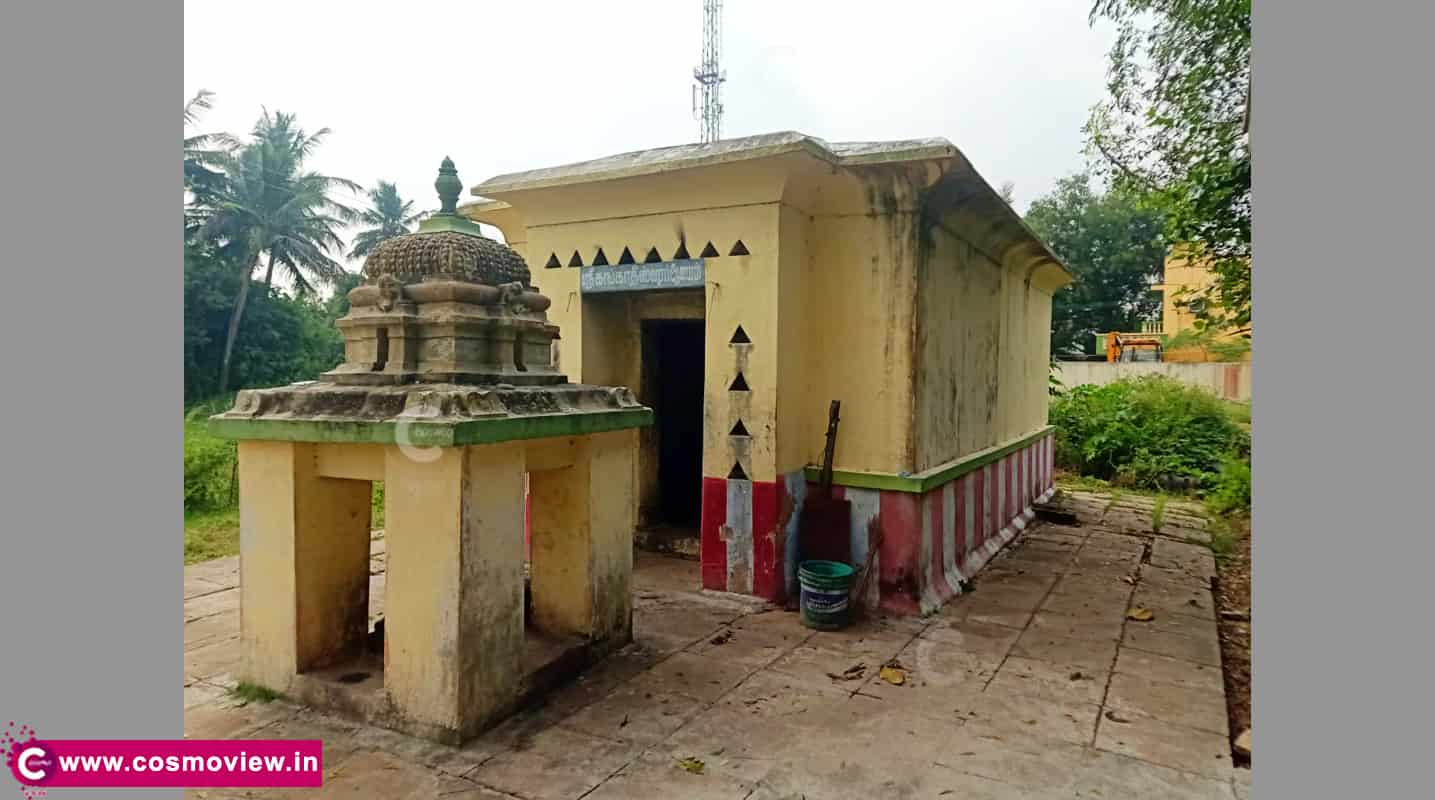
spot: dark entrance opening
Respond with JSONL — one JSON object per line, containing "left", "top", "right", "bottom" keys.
{"left": 643, "top": 320, "right": 705, "bottom": 528}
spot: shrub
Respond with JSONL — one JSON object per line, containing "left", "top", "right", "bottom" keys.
{"left": 184, "top": 414, "right": 236, "bottom": 513}
{"left": 1050, "top": 376, "right": 1247, "bottom": 489}
{"left": 1205, "top": 455, "right": 1252, "bottom": 515}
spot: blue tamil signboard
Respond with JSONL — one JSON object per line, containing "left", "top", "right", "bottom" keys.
{"left": 579, "top": 259, "right": 705, "bottom": 294}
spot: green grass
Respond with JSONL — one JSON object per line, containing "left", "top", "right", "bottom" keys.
{"left": 229, "top": 682, "right": 283, "bottom": 704}
{"left": 1221, "top": 400, "right": 1252, "bottom": 425}
{"left": 185, "top": 507, "right": 240, "bottom": 564}
{"left": 182, "top": 403, "right": 386, "bottom": 565}
{"left": 1204, "top": 515, "right": 1241, "bottom": 559}
{"left": 1151, "top": 494, "right": 1168, "bottom": 531}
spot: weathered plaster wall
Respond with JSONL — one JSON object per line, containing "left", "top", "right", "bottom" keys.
{"left": 912, "top": 222, "right": 1055, "bottom": 472}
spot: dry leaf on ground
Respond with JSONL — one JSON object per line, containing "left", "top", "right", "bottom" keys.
{"left": 1126, "top": 607, "right": 1155, "bottom": 621}
{"left": 676, "top": 757, "right": 706, "bottom": 775}
{"left": 879, "top": 663, "right": 907, "bottom": 686}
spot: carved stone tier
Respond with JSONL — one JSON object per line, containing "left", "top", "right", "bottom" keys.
{"left": 211, "top": 381, "right": 651, "bottom": 446}
{"left": 322, "top": 278, "right": 564, "bottom": 387}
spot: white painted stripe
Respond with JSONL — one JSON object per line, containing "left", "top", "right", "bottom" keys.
{"left": 941, "top": 480, "right": 959, "bottom": 597}
{"left": 997, "top": 455, "right": 1007, "bottom": 531}
{"left": 847, "top": 488, "right": 882, "bottom": 613}
{"left": 918, "top": 492, "right": 941, "bottom": 614}
{"left": 782, "top": 470, "right": 807, "bottom": 600}
{"left": 725, "top": 479, "right": 753, "bottom": 595}
{"left": 984, "top": 463, "right": 995, "bottom": 546}
{"left": 961, "top": 474, "right": 976, "bottom": 577}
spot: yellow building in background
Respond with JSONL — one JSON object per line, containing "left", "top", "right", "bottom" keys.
{"left": 1155, "top": 248, "right": 1251, "bottom": 363}
{"left": 462, "top": 131, "right": 1070, "bottom": 615}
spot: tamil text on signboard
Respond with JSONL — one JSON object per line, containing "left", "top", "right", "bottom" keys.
{"left": 579, "top": 259, "right": 705, "bottom": 294}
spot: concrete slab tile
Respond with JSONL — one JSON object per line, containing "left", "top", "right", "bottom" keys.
{"left": 1124, "top": 625, "right": 1223, "bottom": 666}
{"left": 727, "top": 607, "right": 812, "bottom": 640}
{"left": 633, "top": 551, "right": 701, "bottom": 593}
{"left": 1114, "top": 648, "right": 1225, "bottom": 693}
{"left": 561, "top": 683, "right": 705, "bottom": 746}
{"left": 987, "top": 655, "right": 1107, "bottom": 705}
{"left": 183, "top": 681, "right": 229, "bottom": 711}
{"left": 1133, "top": 580, "right": 1217, "bottom": 621}
{"left": 184, "top": 608, "right": 239, "bottom": 651}
{"left": 983, "top": 555, "right": 1067, "bottom": 577}
{"left": 761, "top": 644, "right": 882, "bottom": 698}
{"left": 921, "top": 724, "right": 1091, "bottom": 792}
{"left": 1028, "top": 611, "right": 1125, "bottom": 642}
{"left": 467, "top": 726, "right": 642, "bottom": 800}
{"left": 586, "top": 751, "right": 756, "bottom": 800}
{"left": 184, "top": 588, "right": 240, "bottom": 622}
{"left": 643, "top": 650, "right": 753, "bottom": 703}
{"left": 1150, "top": 538, "right": 1217, "bottom": 580}
{"left": 184, "top": 635, "right": 240, "bottom": 681}
{"left": 1106, "top": 671, "right": 1229, "bottom": 735}
{"left": 634, "top": 597, "right": 733, "bottom": 655}
{"left": 953, "top": 603, "right": 1037, "bottom": 630}
{"left": 533, "top": 643, "right": 663, "bottom": 719}
{"left": 1096, "top": 710, "right": 1234, "bottom": 779}
{"left": 1140, "top": 563, "right": 1211, "bottom": 590}
{"left": 185, "top": 556, "right": 239, "bottom": 587}
{"left": 184, "top": 697, "right": 296, "bottom": 739}
{"left": 953, "top": 587, "right": 1049, "bottom": 622}
{"left": 184, "top": 574, "right": 229, "bottom": 600}
{"left": 306, "top": 748, "right": 486, "bottom": 799}
{"left": 802, "top": 619, "right": 917, "bottom": 662}
{"left": 919, "top": 617, "right": 1022, "bottom": 665}
{"left": 1039, "top": 588, "right": 1130, "bottom": 621}
{"left": 1023, "top": 529, "right": 1087, "bottom": 547}
{"left": 686, "top": 623, "right": 805, "bottom": 670}
{"left": 961, "top": 687, "right": 1101, "bottom": 747}
{"left": 1010, "top": 631, "right": 1119, "bottom": 673}
{"left": 856, "top": 641, "right": 991, "bottom": 717}
{"left": 1049, "top": 573, "right": 1135, "bottom": 602}
{"left": 1068, "top": 747, "right": 1237, "bottom": 800}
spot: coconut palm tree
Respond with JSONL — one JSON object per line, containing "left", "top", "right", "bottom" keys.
{"left": 348, "top": 181, "right": 425, "bottom": 260}
{"left": 183, "top": 90, "right": 237, "bottom": 232}
{"left": 194, "top": 109, "right": 359, "bottom": 392}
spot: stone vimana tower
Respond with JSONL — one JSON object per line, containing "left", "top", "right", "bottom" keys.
{"left": 212, "top": 159, "right": 651, "bottom": 745}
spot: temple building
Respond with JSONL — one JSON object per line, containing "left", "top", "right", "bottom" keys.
{"left": 462, "top": 132, "right": 1072, "bottom": 615}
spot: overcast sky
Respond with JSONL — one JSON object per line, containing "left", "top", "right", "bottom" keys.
{"left": 185, "top": 0, "right": 1115, "bottom": 259}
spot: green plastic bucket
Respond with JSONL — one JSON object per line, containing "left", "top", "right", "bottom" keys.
{"left": 798, "top": 560, "right": 856, "bottom": 631}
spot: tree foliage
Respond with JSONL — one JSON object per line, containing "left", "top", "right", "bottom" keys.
{"left": 189, "top": 108, "right": 359, "bottom": 391}
{"left": 1025, "top": 173, "right": 1165, "bottom": 355}
{"left": 349, "top": 181, "right": 425, "bottom": 260}
{"left": 184, "top": 239, "right": 345, "bottom": 403}
{"left": 1085, "top": 0, "right": 1251, "bottom": 335}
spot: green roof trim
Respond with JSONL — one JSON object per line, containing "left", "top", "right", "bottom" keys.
{"left": 209, "top": 408, "right": 654, "bottom": 447}
{"left": 804, "top": 426, "right": 1055, "bottom": 494}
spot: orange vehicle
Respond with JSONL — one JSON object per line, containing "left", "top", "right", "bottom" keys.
{"left": 1105, "top": 331, "right": 1164, "bottom": 362}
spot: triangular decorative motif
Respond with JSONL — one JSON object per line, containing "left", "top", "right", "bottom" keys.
{"left": 643, "top": 247, "right": 663, "bottom": 263}
{"left": 544, "top": 253, "right": 562, "bottom": 269}
{"left": 700, "top": 241, "right": 720, "bottom": 258}
{"left": 672, "top": 241, "right": 691, "bottom": 260}
{"left": 729, "top": 240, "right": 750, "bottom": 256}
{"left": 592, "top": 248, "right": 609, "bottom": 266}
{"left": 568, "top": 251, "right": 584, "bottom": 267}
{"left": 728, "top": 372, "right": 749, "bottom": 391}
{"left": 727, "top": 462, "right": 749, "bottom": 481}
{"left": 730, "top": 420, "right": 750, "bottom": 436}
{"left": 729, "top": 325, "right": 751, "bottom": 344}
{"left": 617, "top": 246, "right": 636, "bottom": 265}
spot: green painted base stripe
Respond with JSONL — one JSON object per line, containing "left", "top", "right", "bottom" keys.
{"left": 804, "top": 426, "right": 1054, "bottom": 494}
{"left": 209, "top": 408, "right": 653, "bottom": 446}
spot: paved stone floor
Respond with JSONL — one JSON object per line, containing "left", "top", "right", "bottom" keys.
{"left": 184, "top": 492, "right": 1250, "bottom": 799}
